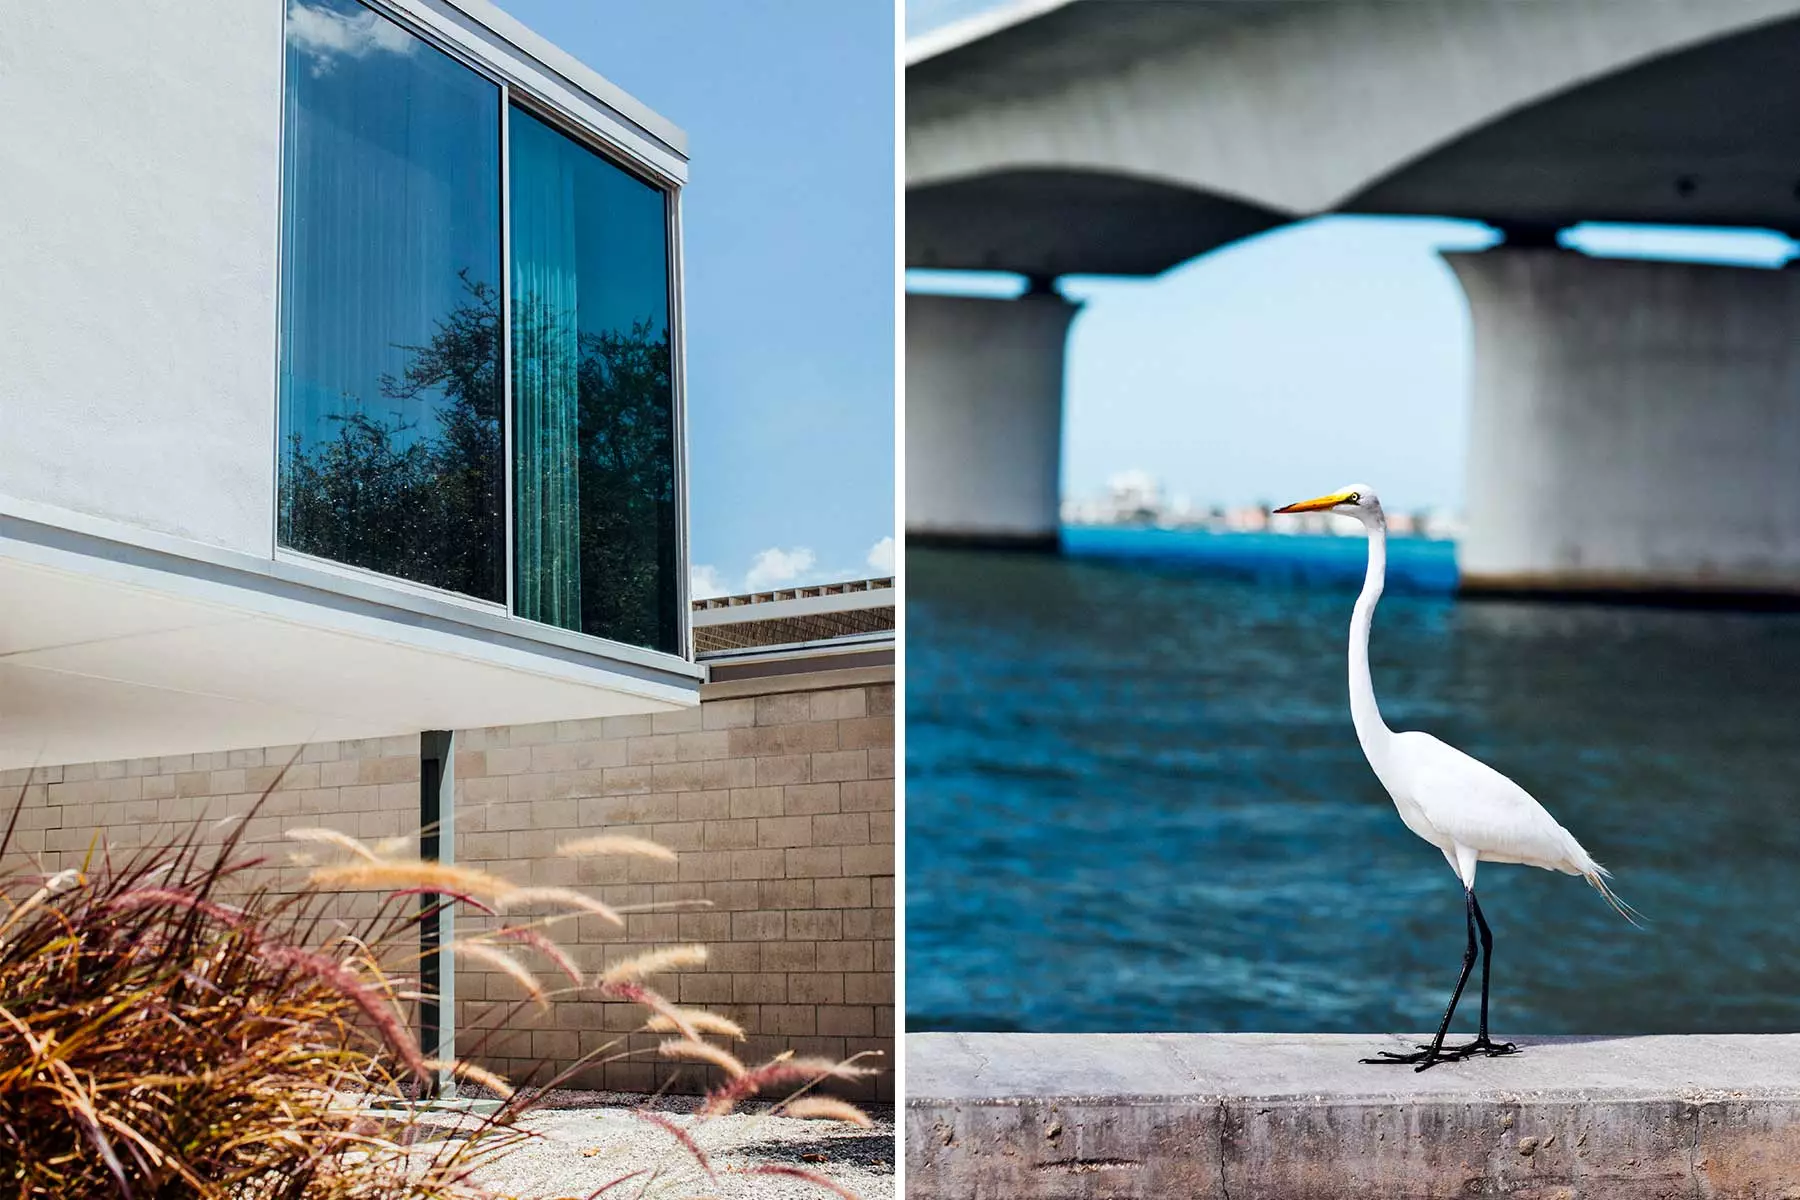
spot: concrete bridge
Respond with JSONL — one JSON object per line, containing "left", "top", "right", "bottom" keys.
{"left": 907, "top": 0, "right": 1800, "bottom": 598}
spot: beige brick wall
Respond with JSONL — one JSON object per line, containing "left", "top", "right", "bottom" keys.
{"left": 452, "top": 666, "right": 894, "bottom": 1097}
{"left": 1, "top": 739, "right": 429, "bottom": 936}
{"left": 0, "top": 665, "right": 895, "bottom": 1100}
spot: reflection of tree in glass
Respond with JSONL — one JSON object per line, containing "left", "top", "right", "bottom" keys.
{"left": 284, "top": 271, "right": 678, "bottom": 652}
{"left": 574, "top": 317, "right": 677, "bottom": 654}
{"left": 279, "top": 271, "right": 504, "bottom": 602}
{"left": 512, "top": 281, "right": 678, "bottom": 653}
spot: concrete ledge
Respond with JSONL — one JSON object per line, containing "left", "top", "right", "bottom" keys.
{"left": 906, "top": 1033, "right": 1800, "bottom": 1199}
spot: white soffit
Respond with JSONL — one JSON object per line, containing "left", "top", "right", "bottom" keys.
{"left": 0, "top": 511, "right": 698, "bottom": 770}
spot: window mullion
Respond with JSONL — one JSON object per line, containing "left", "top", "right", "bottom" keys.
{"left": 500, "top": 81, "right": 516, "bottom": 618}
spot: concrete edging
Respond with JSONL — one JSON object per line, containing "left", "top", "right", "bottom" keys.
{"left": 905, "top": 1032, "right": 1800, "bottom": 1199}
{"left": 699, "top": 662, "right": 894, "bottom": 699}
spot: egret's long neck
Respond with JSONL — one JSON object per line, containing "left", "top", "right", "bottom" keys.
{"left": 1349, "top": 514, "right": 1395, "bottom": 768}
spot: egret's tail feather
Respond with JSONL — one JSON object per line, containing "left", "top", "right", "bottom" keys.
{"left": 1585, "top": 867, "right": 1643, "bottom": 928}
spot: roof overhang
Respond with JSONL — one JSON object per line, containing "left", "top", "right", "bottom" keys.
{"left": 692, "top": 581, "right": 896, "bottom": 623}
{"left": 693, "top": 580, "right": 896, "bottom": 682}
{"left": 0, "top": 500, "right": 701, "bottom": 770}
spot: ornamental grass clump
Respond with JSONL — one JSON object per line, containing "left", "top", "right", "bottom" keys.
{"left": 0, "top": 779, "right": 876, "bottom": 1198}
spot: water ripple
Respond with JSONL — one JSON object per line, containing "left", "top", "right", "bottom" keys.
{"left": 907, "top": 536, "right": 1800, "bottom": 1036}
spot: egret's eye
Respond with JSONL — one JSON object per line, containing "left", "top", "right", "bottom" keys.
{"left": 1345, "top": 492, "right": 1360, "bottom": 504}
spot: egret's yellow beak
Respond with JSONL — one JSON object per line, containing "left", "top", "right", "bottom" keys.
{"left": 1273, "top": 489, "right": 1356, "bottom": 514}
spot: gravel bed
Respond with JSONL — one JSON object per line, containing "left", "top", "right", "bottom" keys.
{"left": 462, "top": 1090, "right": 895, "bottom": 1200}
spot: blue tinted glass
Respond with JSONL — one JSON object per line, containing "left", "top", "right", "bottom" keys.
{"left": 278, "top": 0, "right": 503, "bottom": 601}
{"left": 510, "top": 107, "right": 678, "bottom": 653}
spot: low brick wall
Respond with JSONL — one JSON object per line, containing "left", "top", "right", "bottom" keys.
{"left": 0, "top": 665, "right": 893, "bottom": 1100}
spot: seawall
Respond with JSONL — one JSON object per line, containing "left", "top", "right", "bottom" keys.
{"left": 907, "top": 1032, "right": 1800, "bottom": 1198}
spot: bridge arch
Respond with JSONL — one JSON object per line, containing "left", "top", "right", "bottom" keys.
{"left": 907, "top": 0, "right": 1800, "bottom": 598}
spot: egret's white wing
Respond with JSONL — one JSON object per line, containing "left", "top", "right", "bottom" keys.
{"left": 1394, "top": 731, "right": 1598, "bottom": 876}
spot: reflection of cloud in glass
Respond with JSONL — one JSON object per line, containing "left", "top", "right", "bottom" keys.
{"left": 288, "top": 0, "right": 417, "bottom": 75}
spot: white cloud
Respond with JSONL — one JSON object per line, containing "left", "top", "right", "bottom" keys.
{"left": 288, "top": 1, "right": 417, "bottom": 75}
{"left": 743, "top": 547, "right": 817, "bottom": 591}
{"left": 690, "top": 564, "right": 726, "bottom": 600}
{"left": 866, "top": 536, "right": 895, "bottom": 575}
{"left": 695, "top": 538, "right": 891, "bottom": 599}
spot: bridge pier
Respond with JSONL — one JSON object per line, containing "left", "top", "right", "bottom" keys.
{"left": 1448, "top": 248, "right": 1800, "bottom": 604}
{"left": 905, "top": 290, "right": 1077, "bottom": 550}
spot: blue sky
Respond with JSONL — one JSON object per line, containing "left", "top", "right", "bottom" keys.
{"left": 906, "top": 3, "right": 1798, "bottom": 517}
{"left": 501, "top": 0, "right": 895, "bottom": 595}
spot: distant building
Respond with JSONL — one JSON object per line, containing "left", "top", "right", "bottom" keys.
{"left": 1066, "top": 473, "right": 1464, "bottom": 540}
{"left": 1105, "top": 469, "right": 1164, "bottom": 524}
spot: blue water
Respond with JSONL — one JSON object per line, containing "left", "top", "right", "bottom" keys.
{"left": 1064, "top": 525, "right": 1460, "bottom": 592}
{"left": 907, "top": 530, "right": 1800, "bottom": 1036}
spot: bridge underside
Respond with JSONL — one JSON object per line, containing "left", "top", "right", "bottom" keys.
{"left": 908, "top": 170, "right": 1280, "bottom": 279}
{"left": 909, "top": 6, "right": 1800, "bottom": 277}
{"left": 1346, "top": 15, "right": 1800, "bottom": 235}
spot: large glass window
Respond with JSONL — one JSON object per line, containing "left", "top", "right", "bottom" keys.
{"left": 510, "top": 107, "right": 680, "bottom": 654}
{"left": 278, "top": 0, "right": 505, "bottom": 601}
{"left": 275, "top": 2, "right": 683, "bottom": 652}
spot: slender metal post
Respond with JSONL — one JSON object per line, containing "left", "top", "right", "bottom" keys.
{"left": 419, "top": 730, "right": 456, "bottom": 1099}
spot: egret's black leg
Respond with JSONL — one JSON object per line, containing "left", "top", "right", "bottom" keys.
{"left": 1473, "top": 894, "right": 1495, "bottom": 1038}
{"left": 1438, "top": 894, "right": 1517, "bottom": 1059}
{"left": 1362, "top": 887, "right": 1479, "bottom": 1071}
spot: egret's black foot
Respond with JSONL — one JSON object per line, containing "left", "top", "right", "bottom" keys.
{"left": 1361, "top": 1037, "right": 1517, "bottom": 1070}
{"left": 1439, "top": 1036, "right": 1517, "bottom": 1059}
{"left": 1359, "top": 1047, "right": 1453, "bottom": 1072}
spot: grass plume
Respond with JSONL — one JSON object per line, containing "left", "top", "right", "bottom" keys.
{"left": 780, "top": 1096, "right": 875, "bottom": 1128}
{"left": 730, "top": 1164, "right": 865, "bottom": 1200}
{"left": 307, "top": 858, "right": 518, "bottom": 903}
{"left": 454, "top": 940, "right": 548, "bottom": 1009}
{"left": 657, "top": 1037, "right": 747, "bottom": 1078}
{"left": 644, "top": 1008, "right": 746, "bottom": 1040}
{"left": 556, "top": 834, "right": 678, "bottom": 862}
{"left": 597, "top": 944, "right": 707, "bottom": 988}
{"left": 285, "top": 826, "right": 382, "bottom": 862}
{"left": 701, "top": 1053, "right": 883, "bottom": 1117}
{"left": 496, "top": 885, "right": 624, "bottom": 926}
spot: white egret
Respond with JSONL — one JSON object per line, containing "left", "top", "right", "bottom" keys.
{"left": 1273, "top": 484, "right": 1632, "bottom": 1071}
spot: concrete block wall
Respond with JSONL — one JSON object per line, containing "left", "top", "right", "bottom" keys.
{"left": 452, "top": 667, "right": 895, "bottom": 1098}
{"left": 0, "top": 739, "right": 428, "bottom": 943}
{"left": 0, "top": 737, "right": 421, "bottom": 878}
{"left": 0, "top": 665, "right": 895, "bottom": 1100}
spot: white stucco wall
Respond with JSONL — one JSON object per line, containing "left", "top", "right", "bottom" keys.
{"left": 906, "top": 292, "right": 1075, "bottom": 544}
{"left": 0, "top": 0, "right": 284, "bottom": 554}
{"left": 1452, "top": 249, "right": 1800, "bottom": 593}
